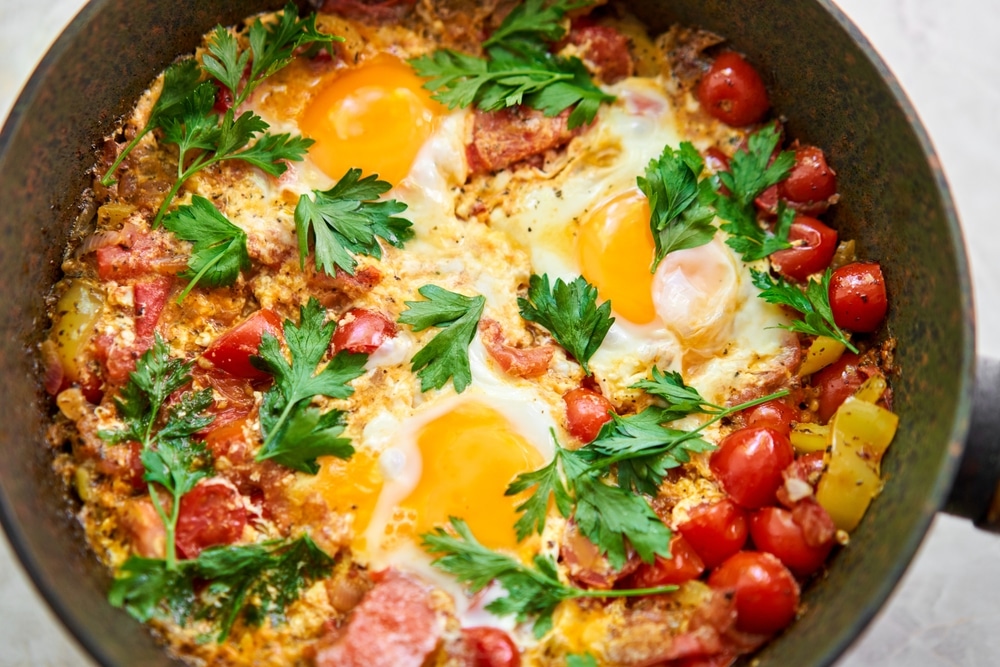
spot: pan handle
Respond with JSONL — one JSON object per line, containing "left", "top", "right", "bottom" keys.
{"left": 943, "top": 356, "right": 1000, "bottom": 532}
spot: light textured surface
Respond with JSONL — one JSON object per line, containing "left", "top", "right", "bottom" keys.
{"left": 1, "top": 0, "right": 999, "bottom": 665}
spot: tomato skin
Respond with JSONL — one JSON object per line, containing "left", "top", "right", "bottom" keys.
{"left": 743, "top": 399, "right": 797, "bottom": 437}
{"left": 829, "top": 262, "right": 888, "bottom": 333}
{"left": 750, "top": 506, "right": 833, "bottom": 576}
{"left": 708, "top": 551, "right": 800, "bottom": 634}
{"left": 175, "top": 481, "right": 248, "bottom": 559}
{"left": 710, "top": 427, "right": 795, "bottom": 509}
{"left": 811, "top": 352, "right": 864, "bottom": 423}
{"left": 769, "top": 216, "right": 838, "bottom": 282}
{"left": 332, "top": 308, "right": 397, "bottom": 354}
{"left": 677, "top": 499, "right": 749, "bottom": 570}
{"left": 779, "top": 146, "right": 838, "bottom": 205}
{"left": 462, "top": 627, "right": 521, "bottom": 667}
{"left": 133, "top": 277, "right": 174, "bottom": 338}
{"left": 202, "top": 310, "right": 283, "bottom": 380}
{"left": 696, "top": 52, "right": 770, "bottom": 127}
{"left": 630, "top": 534, "right": 705, "bottom": 587}
{"left": 563, "top": 387, "right": 615, "bottom": 443}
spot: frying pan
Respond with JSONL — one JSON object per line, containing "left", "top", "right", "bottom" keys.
{"left": 0, "top": 0, "right": 993, "bottom": 665}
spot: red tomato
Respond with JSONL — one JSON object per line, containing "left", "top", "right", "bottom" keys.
{"left": 743, "top": 399, "right": 797, "bottom": 437}
{"left": 709, "top": 427, "right": 794, "bottom": 509}
{"left": 779, "top": 146, "right": 838, "bottom": 204}
{"left": 769, "top": 216, "right": 838, "bottom": 282}
{"left": 708, "top": 551, "right": 800, "bottom": 634}
{"left": 677, "top": 499, "right": 749, "bottom": 570}
{"left": 563, "top": 387, "right": 615, "bottom": 443}
{"left": 133, "top": 277, "right": 173, "bottom": 338}
{"left": 462, "top": 627, "right": 521, "bottom": 667}
{"left": 696, "top": 52, "right": 770, "bottom": 126}
{"left": 175, "top": 481, "right": 248, "bottom": 559}
{"left": 750, "top": 507, "right": 833, "bottom": 576}
{"left": 829, "top": 262, "right": 888, "bottom": 333}
{"left": 811, "top": 352, "right": 864, "bottom": 423}
{"left": 202, "top": 309, "right": 283, "bottom": 380}
{"left": 332, "top": 308, "right": 397, "bottom": 354}
{"left": 630, "top": 534, "right": 705, "bottom": 587}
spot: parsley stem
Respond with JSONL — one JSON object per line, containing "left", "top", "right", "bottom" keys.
{"left": 260, "top": 400, "right": 296, "bottom": 456}
{"left": 174, "top": 244, "right": 226, "bottom": 304}
{"left": 147, "top": 482, "right": 178, "bottom": 570}
{"left": 100, "top": 126, "right": 152, "bottom": 187}
{"left": 573, "top": 584, "right": 679, "bottom": 599}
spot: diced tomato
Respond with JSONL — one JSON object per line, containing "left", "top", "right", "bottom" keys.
{"left": 466, "top": 106, "right": 583, "bottom": 175}
{"left": 779, "top": 146, "right": 838, "bottom": 206}
{"left": 791, "top": 498, "right": 837, "bottom": 549}
{"left": 478, "top": 318, "right": 553, "bottom": 378}
{"left": 462, "top": 627, "right": 521, "bottom": 667}
{"left": 202, "top": 309, "right": 283, "bottom": 381}
{"left": 629, "top": 534, "right": 705, "bottom": 587}
{"left": 175, "top": 480, "right": 248, "bottom": 559}
{"left": 333, "top": 308, "right": 397, "bottom": 354}
{"left": 743, "top": 399, "right": 797, "bottom": 437}
{"left": 709, "top": 427, "right": 794, "bottom": 509}
{"left": 769, "top": 216, "right": 838, "bottom": 282}
{"left": 708, "top": 551, "right": 800, "bottom": 635}
{"left": 565, "top": 23, "right": 634, "bottom": 84}
{"left": 193, "top": 366, "right": 256, "bottom": 433}
{"left": 133, "top": 276, "right": 174, "bottom": 338}
{"left": 750, "top": 506, "right": 833, "bottom": 576}
{"left": 203, "top": 418, "right": 254, "bottom": 468}
{"left": 696, "top": 52, "right": 770, "bottom": 126}
{"left": 561, "top": 520, "right": 639, "bottom": 589}
{"left": 677, "top": 499, "right": 749, "bottom": 570}
{"left": 319, "top": 0, "right": 417, "bottom": 22}
{"left": 563, "top": 387, "right": 615, "bottom": 444}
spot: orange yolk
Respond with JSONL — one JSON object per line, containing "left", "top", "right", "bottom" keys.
{"left": 299, "top": 54, "right": 444, "bottom": 185}
{"left": 311, "top": 449, "right": 383, "bottom": 553}
{"left": 396, "top": 402, "right": 545, "bottom": 551}
{"left": 578, "top": 189, "right": 658, "bottom": 324}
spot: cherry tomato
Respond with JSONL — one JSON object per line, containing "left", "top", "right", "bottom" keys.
{"left": 779, "top": 146, "right": 838, "bottom": 205}
{"left": 563, "top": 387, "right": 615, "bottom": 443}
{"left": 811, "top": 352, "right": 864, "bottom": 423}
{"left": 202, "top": 309, "right": 283, "bottom": 381}
{"left": 677, "top": 499, "right": 749, "bottom": 570}
{"left": 462, "top": 627, "right": 521, "bottom": 667}
{"left": 750, "top": 506, "right": 833, "bottom": 576}
{"left": 829, "top": 262, "right": 888, "bottom": 333}
{"left": 710, "top": 427, "right": 794, "bottom": 509}
{"left": 332, "top": 308, "right": 397, "bottom": 354}
{"left": 696, "top": 52, "right": 770, "bottom": 127}
{"left": 769, "top": 216, "right": 838, "bottom": 282}
{"left": 743, "top": 399, "right": 797, "bottom": 437}
{"left": 175, "top": 481, "right": 248, "bottom": 559}
{"left": 708, "top": 551, "right": 800, "bottom": 634}
{"left": 630, "top": 534, "right": 705, "bottom": 587}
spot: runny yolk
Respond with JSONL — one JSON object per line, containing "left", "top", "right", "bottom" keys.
{"left": 310, "top": 449, "right": 383, "bottom": 553}
{"left": 577, "top": 188, "right": 658, "bottom": 324}
{"left": 298, "top": 54, "right": 444, "bottom": 185}
{"left": 397, "top": 402, "right": 545, "bottom": 551}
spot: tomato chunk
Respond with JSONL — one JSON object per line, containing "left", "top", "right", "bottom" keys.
{"left": 175, "top": 481, "right": 247, "bottom": 559}
{"left": 829, "top": 262, "right": 888, "bottom": 333}
{"left": 708, "top": 551, "right": 800, "bottom": 635}
{"left": 630, "top": 534, "right": 705, "bottom": 587}
{"left": 769, "top": 216, "right": 838, "bottom": 282}
{"left": 779, "top": 146, "right": 838, "bottom": 205}
{"left": 563, "top": 387, "right": 615, "bottom": 444}
{"left": 677, "top": 499, "right": 749, "bottom": 570}
{"left": 811, "top": 352, "right": 864, "bottom": 423}
{"left": 202, "top": 309, "right": 283, "bottom": 380}
{"left": 709, "top": 427, "right": 794, "bottom": 509}
{"left": 133, "top": 277, "right": 174, "bottom": 338}
{"left": 743, "top": 399, "right": 797, "bottom": 437}
{"left": 462, "top": 627, "right": 521, "bottom": 667}
{"left": 750, "top": 506, "right": 833, "bottom": 576}
{"left": 333, "top": 308, "right": 397, "bottom": 354}
{"left": 696, "top": 52, "right": 770, "bottom": 126}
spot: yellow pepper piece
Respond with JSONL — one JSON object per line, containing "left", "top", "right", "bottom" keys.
{"left": 798, "top": 336, "right": 847, "bottom": 377}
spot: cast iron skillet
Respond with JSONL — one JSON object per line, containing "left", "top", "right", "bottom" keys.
{"left": 0, "top": 0, "right": 992, "bottom": 665}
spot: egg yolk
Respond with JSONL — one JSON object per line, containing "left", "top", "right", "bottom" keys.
{"left": 578, "top": 189, "right": 658, "bottom": 324}
{"left": 299, "top": 54, "right": 444, "bottom": 185}
{"left": 310, "top": 449, "right": 383, "bottom": 553}
{"left": 396, "top": 402, "right": 545, "bottom": 551}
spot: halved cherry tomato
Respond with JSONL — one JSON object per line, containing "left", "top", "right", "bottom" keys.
{"left": 630, "top": 534, "right": 705, "bottom": 587}
{"left": 462, "top": 627, "right": 521, "bottom": 667}
{"left": 750, "top": 506, "right": 833, "bottom": 576}
{"left": 677, "top": 499, "right": 749, "bottom": 570}
{"left": 332, "top": 308, "right": 397, "bottom": 354}
{"left": 829, "top": 262, "right": 888, "bottom": 333}
{"left": 769, "top": 216, "right": 838, "bottom": 282}
{"left": 696, "top": 52, "right": 770, "bottom": 127}
{"left": 202, "top": 309, "right": 283, "bottom": 380}
{"left": 709, "top": 427, "right": 794, "bottom": 509}
{"left": 708, "top": 551, "right": 800, "bottom": 634}
{"left": 779, "top": 146, "right": 838, "bottom": 205}
{"left": 563, "top": 387, "right": 615, "bottom": 444}
{"left": 175, "top": 481, "right": 247, "bottom": 559}
{"left": 811, "top": 352, "right": 864, "bottom": 423}
{"left": 743, "top": 399, "right": 797, "bottom": 437}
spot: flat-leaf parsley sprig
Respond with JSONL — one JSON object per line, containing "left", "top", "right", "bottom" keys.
{"left": 422, "top": 518, "right": 678, "bottom": 638}
{"left": 399, "top": 285, "right": 486, "bottom": 393}
{"left": 751, "top": 267, "right": 858, "bottom": 353}
{"left": 253, "top": 298, "right": 368, "bottom": 473}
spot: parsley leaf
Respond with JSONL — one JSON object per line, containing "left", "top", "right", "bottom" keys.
{"left": 294, "top": 168, "right": 413, "bottom": 277}
{"left": 638, "top": 142, "right": 717, "bottom": 270}
{"left": 717, "top": 195, "right": 795, "bottom": 262}
{"left": 254, "top": 298, "right": 368, "bottom": 472}
{"left": 482, "top": 0, "right": 590, "bottom": 48}
{"left": 631, "top": 367, "right": 721, "bottom": 420}
{"left": 422, "top": 518, "right": 676, "bottom": 639}
{"left": 399, "top": 285, "right": 486, "bottom": 393}
{"left": 518, "top": 274, "right": 613, "bottom": 376}
{"left": 109, "top": 535, "right": 334, "bottom": 642}
{"left": 751, "top": 268, "right": 858, "bottom": 353}
{"left": 162, "top": 195, "right": 250, "bottom": 302}
{"left": 505, "top": 433, "right": 580, "bottom": 541}
{"left": 567, "top": 655, "right": 599, "bottom": 667}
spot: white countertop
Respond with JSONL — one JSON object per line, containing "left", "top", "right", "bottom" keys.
{"left": 2, "top": 0, "right": 999, "bottom": 665}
